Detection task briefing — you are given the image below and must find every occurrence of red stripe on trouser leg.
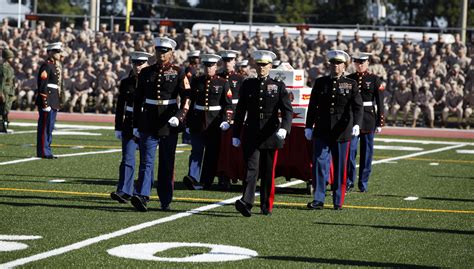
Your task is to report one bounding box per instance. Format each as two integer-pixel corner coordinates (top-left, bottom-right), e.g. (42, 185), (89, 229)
(41, 111), (47, 157)
(340, 141), (351, 206)
(328, 159), (334, 185)
(269, 149), (278, 211)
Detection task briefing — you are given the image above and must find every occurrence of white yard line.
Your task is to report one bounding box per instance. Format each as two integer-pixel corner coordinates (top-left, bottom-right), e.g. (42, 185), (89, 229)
(0, 142), (468, 268)
(375, 137), (474, 146)
(0, 149), (121, 166)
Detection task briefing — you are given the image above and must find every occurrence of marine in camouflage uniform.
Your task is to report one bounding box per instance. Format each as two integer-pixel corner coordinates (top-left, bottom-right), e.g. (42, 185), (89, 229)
(0, 49), (15, 132)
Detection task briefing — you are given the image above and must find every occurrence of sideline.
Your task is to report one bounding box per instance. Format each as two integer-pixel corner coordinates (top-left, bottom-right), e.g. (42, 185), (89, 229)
(0, 149), (121, 166)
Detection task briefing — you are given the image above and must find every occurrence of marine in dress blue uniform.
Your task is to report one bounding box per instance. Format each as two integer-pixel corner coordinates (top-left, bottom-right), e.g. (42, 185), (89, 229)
(216, 50), (244, 189)
(183, 54), (233, 190)
(346, 52), (385, 193)
(233, 50), (293, 217)
(181, 50), (201, 145)
(305, 50), (363, 210)
(36, 42), (63, 159)
(110, 51), (152, 204)
(130, 37), (192, 211)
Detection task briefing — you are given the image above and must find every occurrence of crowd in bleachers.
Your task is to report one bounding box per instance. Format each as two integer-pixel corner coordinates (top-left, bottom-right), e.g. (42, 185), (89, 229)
(1, 18), (473, 128)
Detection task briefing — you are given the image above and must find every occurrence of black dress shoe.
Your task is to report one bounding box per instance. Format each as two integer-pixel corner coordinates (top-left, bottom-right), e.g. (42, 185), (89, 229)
(183, 176), (203, 190)
(307, 200), (324, 210)
(261, 208), (272, 216)
(110, 192), (130, 203)
(42, 155), (58, 159)
(131, 195), (148, 212)
(346, 184), (354, 193)
(334, 205), (343, 210)
(235, 199), (251, 217)
(160, 205), (171, 211)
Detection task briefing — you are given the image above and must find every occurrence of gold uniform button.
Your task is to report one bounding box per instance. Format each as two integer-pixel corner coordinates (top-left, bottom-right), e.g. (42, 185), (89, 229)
(332, 95), (335, 98)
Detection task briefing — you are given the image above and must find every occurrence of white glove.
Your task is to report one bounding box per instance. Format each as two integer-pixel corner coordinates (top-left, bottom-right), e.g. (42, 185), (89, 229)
(304, 128), (312, 141)
(42, 106), (52, 112)
(375, 127), (382, 133)
(276, 128), (287, 140)
(168, 116), (179, 127)
(114, 130), (122, 140)
(220, 121), (230, 131)
(352, 125), (360, 136)
(232, 137), (241, 147)
(185, 128), (190, 134)
(133, 128), (140, 138)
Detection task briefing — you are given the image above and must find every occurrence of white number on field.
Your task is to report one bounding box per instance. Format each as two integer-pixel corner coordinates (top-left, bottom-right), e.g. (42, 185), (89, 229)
(107, 242), (258, 262)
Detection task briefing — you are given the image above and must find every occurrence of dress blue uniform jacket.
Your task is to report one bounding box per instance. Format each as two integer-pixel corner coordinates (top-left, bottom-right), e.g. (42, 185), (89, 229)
(218, 70), (244, 113)
(306, 75), (363, 141)
(187, 75), (232, 134)
(347, 72), (385, 132)
(133, 63), (190, 136)
(115, 72), (136, 139)
(233, 76), (293, 151)
(36, 60), (61, 109)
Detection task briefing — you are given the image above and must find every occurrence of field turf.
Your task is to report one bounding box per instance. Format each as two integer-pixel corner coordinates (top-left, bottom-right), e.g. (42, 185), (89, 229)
(0, 120), (473, 268)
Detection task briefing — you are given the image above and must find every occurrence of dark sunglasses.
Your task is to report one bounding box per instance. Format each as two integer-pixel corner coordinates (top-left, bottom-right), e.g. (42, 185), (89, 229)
(256, 62), (270, 66)
(51, 49), (62, 54)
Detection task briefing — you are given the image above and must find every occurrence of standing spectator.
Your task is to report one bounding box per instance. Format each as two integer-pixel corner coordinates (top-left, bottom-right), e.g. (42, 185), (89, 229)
(36, 42), (63, 158)
(305, 50), (362, 210)
(233, 50), (293, 217)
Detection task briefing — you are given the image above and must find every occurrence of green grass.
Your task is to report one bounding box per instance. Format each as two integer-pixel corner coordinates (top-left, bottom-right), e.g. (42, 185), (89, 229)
(0, 120), (473, 268)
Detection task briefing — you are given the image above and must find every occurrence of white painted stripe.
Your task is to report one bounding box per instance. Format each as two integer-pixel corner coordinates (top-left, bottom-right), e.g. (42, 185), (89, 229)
(429, 163), (439, 166)
(374, 145), (423, 151)
(0, 149), (121, 166)
(0, 143), (467, 267)
(456, 149), (474, 154)
(0, 236), (42, 241)
(370, 144), (466, 165)
(375, 138), (474, 146)
(51, 131), (101, 136)
(404, 196), (419, 201)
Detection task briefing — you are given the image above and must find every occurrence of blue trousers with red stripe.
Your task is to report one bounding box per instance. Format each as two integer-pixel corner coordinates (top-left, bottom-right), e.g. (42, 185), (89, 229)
(36, 109), (57, 157)
(116, 137), (139, 196)
(347, 132), (375, 192)
(136, 132), (177, 207)
(312, 137), (350, 207)
(242, 148), (278, 212)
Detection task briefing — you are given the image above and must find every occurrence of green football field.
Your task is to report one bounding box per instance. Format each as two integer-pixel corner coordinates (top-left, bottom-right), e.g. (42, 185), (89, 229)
(0, 120), (473, 268)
